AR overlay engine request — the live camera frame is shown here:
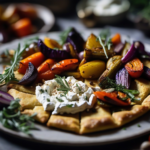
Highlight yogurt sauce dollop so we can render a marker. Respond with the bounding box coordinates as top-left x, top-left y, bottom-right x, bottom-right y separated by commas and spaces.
36, 76, 98, 114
